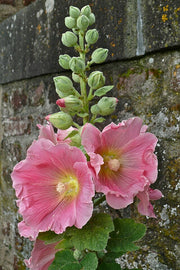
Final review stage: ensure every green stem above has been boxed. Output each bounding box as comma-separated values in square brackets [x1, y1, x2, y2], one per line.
[93, 195, 106, 207]
[73, 122, 81, 129]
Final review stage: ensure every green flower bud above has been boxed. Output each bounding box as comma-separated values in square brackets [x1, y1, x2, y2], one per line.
[61, 31, 78, 47]
[72, 72, 80, 83]
[91, 48, 108, 63]
[65, 16, 76, 29]
[70, 133, 81, 147]
[69, 57, 85, 73]
[85, 29, 99, 45]
[58, 54, 71, 69]
[97, 97, 118, 116]
[88, 71, 105, 90]
[77, 15, 89, 31]
[56, 95, 82, 114]
[89, 13, 95, 25]
[69, 6, 80, 18]
[53, 76, 75, 98]
[81, 5, 91, 17]
[45, 112, 73, 130]
[91, 104, 101, 115]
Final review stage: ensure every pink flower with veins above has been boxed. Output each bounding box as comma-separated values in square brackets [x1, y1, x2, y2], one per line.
[81, 117, 162, 217]
[25, 239, 59, 270]
[37, 123, 75, 145]
[11, 139, 94, 240]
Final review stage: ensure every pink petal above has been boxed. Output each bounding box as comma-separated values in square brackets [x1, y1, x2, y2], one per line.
[81, 123, 101, 152]
[37, 123, 57, 145]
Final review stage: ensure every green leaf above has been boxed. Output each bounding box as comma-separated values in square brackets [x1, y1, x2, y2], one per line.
[101, 251, 124, 263]
[93, 117, 105, 123]
[77, 112, 89, 117]
[97, 262, 121, 270]
[107, 218, 146, 253]
[48, 250, 81, 270]
[64, 213, 114, 251]
[55, 238, 73, 250]
[64, 130, 79, 140]
[80, 252, 98, 270]
[94, 85, 114, 97]
[38, 231, 64, 245]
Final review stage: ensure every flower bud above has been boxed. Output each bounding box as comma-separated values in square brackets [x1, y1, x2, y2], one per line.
[53, 76, 75, 98]
[56, 95, 82, 113]
[69, 6, 80, 18]
[58, 54, 71, 69]
[85, 29, 99, 45]
[88, 71, 105, 90]
[89, 13, 95, 25]
[69, 57, 85, 73]
[96, 97, 118, 116]
[45, 112, 73, 130]
[91, 48, 108, 63]
[65, 16, 76, 29]
[77, 15, 89, 31]
[81, 5, 91, 17]
[70, 133, 81, 147]
[72, 72, 80, 83]
[91, 104, 101, 115]
[61, 31, 78, 47]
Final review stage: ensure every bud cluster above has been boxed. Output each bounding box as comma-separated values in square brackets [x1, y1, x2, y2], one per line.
[46, 4, 117, 131]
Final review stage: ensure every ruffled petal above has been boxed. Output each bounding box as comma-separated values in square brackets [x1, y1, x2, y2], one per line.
[81, 123, 101, 152]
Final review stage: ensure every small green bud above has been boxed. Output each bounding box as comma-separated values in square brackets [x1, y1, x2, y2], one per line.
[56, 95, 82, 114]
[58, 54, 71, 69]
[91, 104, 101, 115]
[72, 72, 80, 83]
[65, 16, 76, 29]
[88, 71, 105, 90]
[81, 5, 91, 17]
[69, 57, 85, 73]
[69, 6, 80, 18]
[61, 31, 77, 47]
[73, 249, 83, 260]
[91, 48, 108, 63]
[45, 112, 73, 130]
[53, 76, 75, 98]
[85, 29, 99, 45]
[89, 13, 95, 25]
[97, 97, 118, 116]
[77, 15, 89, 31]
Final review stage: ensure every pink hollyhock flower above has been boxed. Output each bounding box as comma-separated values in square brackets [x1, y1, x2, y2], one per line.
[37, 123, 75, 145]
[81, 117, 162, 217]
[25, 239, 59, 270]
[11, 139, 94, 240]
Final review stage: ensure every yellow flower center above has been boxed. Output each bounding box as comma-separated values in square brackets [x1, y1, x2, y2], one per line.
[56, 174, 79, 200]
[99, 149, 122, 176]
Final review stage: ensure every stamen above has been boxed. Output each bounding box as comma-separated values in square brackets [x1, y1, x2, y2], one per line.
[108, 158, 121, 172]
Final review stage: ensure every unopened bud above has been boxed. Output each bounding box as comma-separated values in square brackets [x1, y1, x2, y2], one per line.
[89, 13, 95, 25]
[88, 71, 105, 90]
[85, 29, 99, 45]
[91, 104, 101, 115]
[59, 54, 71, 69]
[72, 72, 80, 83]
[65, 16, 76, 29]
[45, 112, 73, 130]
[56, 95, 82, 113]
[69, 57, 85, 73]
[61, 31, 77, 47]
[81, 5, 91, 17]
[97, 97, 118, 116]
[53, 76, 75, 98]
[69, 6, 80, 18]
[91, 48, 108, 63]
[77, 15, 89, 31]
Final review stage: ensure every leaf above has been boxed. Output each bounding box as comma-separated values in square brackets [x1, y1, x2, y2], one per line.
[55, 238, 73, 250]
[94, 85, 114, 97]
[64, 130, 79, 140]
[97, 262, 121, 270]
[80, 252, 98, 270]
[64, 213, 114, 251]
[48, 250, 81, 270]
[77, 112, 89, 117]
[38, 231, 64, 245]
[101, 252, 124, 263]
[93, 117, 105, 123]
[107, 218, 146, 253]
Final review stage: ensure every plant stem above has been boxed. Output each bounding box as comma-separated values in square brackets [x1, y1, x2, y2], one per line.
[93, 195, 106, 207]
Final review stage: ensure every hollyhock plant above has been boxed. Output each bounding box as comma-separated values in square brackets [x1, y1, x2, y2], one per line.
[11, 139, 94, 240]
[24, 239, 60, 270]
[81, 117, 162, 217]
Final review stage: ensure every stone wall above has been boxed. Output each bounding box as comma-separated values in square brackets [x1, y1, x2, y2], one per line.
[0, 0, 180, 269]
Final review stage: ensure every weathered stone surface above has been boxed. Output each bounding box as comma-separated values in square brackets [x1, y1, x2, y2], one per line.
[1, 0, 180, 84]
[0, 50, 180, 269]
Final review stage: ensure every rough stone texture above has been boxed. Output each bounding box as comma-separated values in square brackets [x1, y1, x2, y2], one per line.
[0, 0, 180, 269]
[1, 0, 180, 84]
